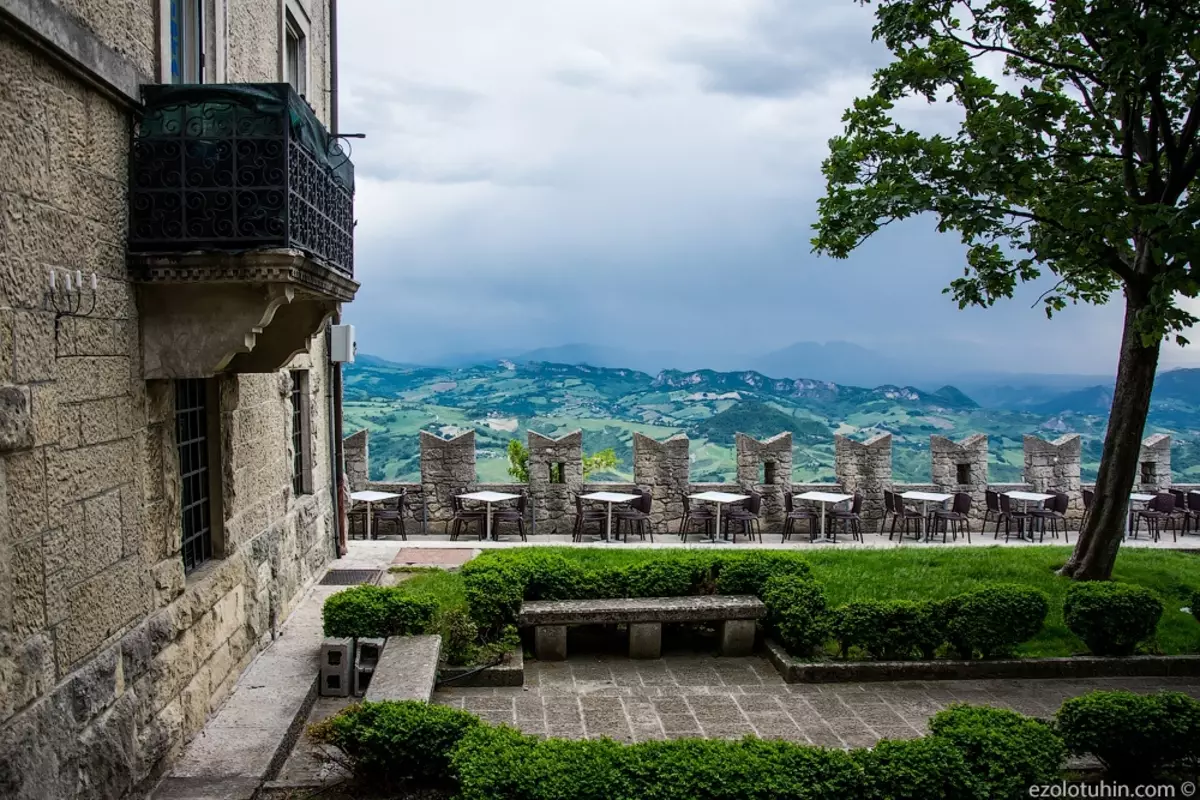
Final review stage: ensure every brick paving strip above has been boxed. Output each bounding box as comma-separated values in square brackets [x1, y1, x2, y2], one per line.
[434, 655, 1200, 746]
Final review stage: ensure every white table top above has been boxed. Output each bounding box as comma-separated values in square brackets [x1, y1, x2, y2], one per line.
[581, 491, 641, 503]
[1130, 493, 1156, 503]
[902, 491, 952, 503]
[690, 491, 751, 504]
[458, 491, 521, 503]
[796, 491, 853, 504]
[1006, 491, 1054, 503]
[350, 490, 401, 503]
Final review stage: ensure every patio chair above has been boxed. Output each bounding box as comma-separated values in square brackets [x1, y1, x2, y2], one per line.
[1028, 492, 1069, 543]
[680, 493, 715, 541]
[890, 495, 925, 540]
[491, 492, 528, 541]
[781, 490, 818, 542]
[1169, 489, 1195, 534]
[572, 494, 607, 542]
[616, 489, 654, 542]
[982, 490, 1001, 534]
[997, 494, 1029, 542]
[372, 490, 407, 540]
[1079, 488, 1094, 533]
[930, 492, 972, 543]
[724, 490, 763, 543]
[829, 492, 864, 543]
[348, 504, 369, 540]
[1132, 493, 1176, 542]
[449, 493, 485, 541]
[1188, 492, 1200, 535]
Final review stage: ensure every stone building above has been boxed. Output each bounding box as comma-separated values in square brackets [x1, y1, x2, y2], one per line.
[0, 0, 357, 797]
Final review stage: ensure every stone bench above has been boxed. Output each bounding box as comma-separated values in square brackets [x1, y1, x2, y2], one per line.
[364, 634, 443, 702]
[519, 595, 766, 660]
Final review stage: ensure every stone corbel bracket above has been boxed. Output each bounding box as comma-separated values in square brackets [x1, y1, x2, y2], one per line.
[130, 249, 359, 379]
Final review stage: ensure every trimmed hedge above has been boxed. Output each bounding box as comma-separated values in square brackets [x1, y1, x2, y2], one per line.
[928, 705, 1065, 800]
[944, 585, 1049, 659]
[834, 600, 937, 660]
[307, 700, 480, 787]
[1055, 690, 1200, 780]
[321, 585, 437, 639]
[1063, 582, 1164, 656]
[857, 736, 985, 800]
[714, 551, 811, 596]
[762, 574, 829, 657]
[1192, 589, 1200, 625]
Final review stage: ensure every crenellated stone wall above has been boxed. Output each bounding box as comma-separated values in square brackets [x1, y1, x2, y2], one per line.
[343, 429, 369, 492]
[633, 432, 691, 532]
[736, 433, 793, 528]
[931, 434, 989, 522]
[834, 433, 892, 532]
[1024, 434, 1082, 493]
[419, 430, 476, 522]
[527, 430, 582, 533]
[1138, 434, 1172, 492]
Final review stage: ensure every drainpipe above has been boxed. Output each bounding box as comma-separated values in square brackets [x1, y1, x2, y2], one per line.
[327, 315, 346, 557]
[329, 0, 339, 134]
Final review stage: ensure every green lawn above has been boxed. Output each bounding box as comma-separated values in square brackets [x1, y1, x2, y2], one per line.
[466, 546, 1200, 658]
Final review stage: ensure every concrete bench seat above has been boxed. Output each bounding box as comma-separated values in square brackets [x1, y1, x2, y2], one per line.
[518, 595, 765, 660]
[364, 634, 443, 703]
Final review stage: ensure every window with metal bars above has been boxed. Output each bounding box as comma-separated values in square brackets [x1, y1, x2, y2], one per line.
[291, 370, 312, 495]
[176, 378, 213, 573]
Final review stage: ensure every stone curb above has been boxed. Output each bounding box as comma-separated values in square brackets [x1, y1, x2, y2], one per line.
[438, 646, 525, 687]
[764, 639, 1200, 683]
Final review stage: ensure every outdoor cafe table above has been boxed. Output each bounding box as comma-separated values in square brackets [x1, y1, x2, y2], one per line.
[1004, 490, 1054, 542]
[349, 490, 402, 540]
[456, 490, 521, 541]
[795, 490, 854, 543]
[900, 491, 953, 542]
[580, 491, 641, 543]
[688, 491, 751, 543]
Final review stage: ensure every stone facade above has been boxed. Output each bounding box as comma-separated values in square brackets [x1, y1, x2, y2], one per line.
[1138, 434, 1172, 492]
[834, 433, 892, 532]
[0, 1, 344, 797]
[1023, 435, 1082, 493]
[930, 434, 989, 523]
[419, 430, 476, 524]
[632, 432, 690, 533]
[527, 430, 581, 533]
[736, 433, 792, 528]
[343, 429, 369, 492]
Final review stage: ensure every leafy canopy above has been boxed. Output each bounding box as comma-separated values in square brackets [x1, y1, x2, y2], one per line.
[812, 0, 1200, 345]
[506, 439, 619, 481]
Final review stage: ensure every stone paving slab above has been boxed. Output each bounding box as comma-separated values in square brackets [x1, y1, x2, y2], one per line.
[391, 547, 477, 566]
[433, 655, 1200, 746]
[364, 635, 443, 703]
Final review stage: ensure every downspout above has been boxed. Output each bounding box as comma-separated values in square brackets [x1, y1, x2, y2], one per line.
[329, 0, 338, 134]
[328, 0, 347, 557]
[326, 319, 343, 557]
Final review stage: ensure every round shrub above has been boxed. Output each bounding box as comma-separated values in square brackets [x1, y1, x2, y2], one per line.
[834, 600, 936, 660]
[1055, 690, 1200, 780]
[1063, 582, 1163, 656]
[308, 700, 480, 787]
[929, 704, 1065, 800]
[944, 585, 1049, 659]
[858, 736, 984, 800]
[620, 559, 699, 598]
[715, 552, 811, 597]
[452, 723, 538, 800]
[762, 574, 829, 656]
[321, 585, 437, 639]
[461, 562, 524, 634]
[519, 553, 592, 601]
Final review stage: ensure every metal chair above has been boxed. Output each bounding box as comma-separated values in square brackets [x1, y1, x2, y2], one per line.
[891, 495, 925, 540]
[348, 504, 369, 539]
[372, 490, 407, 540]
[724, 490, 763, 543]
[1029, 492, 1069, 542]
[491, 492, 528, 541]
[982, 490, 1001, 534]
[782, 490, 818, 542]
[572, 494, 607, 542]
[1169, 489, 1195, 534]
[1079, 488, 1094, 533]
[680, 493, 715, 541]
[829, 492, 864, 542]
[449, 493, 485, 541]
[616, 489, 653, 542]
[1133, 493, 1176, 542]
[931, 492, 972, 543]
[997, 494, 1029, 541]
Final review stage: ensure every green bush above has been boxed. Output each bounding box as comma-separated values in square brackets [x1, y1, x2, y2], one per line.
[944, 585, 1049, 659]
[762, 574, 829, 656]
[834, 600, 938, 660]
[1055, 690, 1200, 780]
[715, 552, 811, 596]
[460, 561, 524, 634]
[308, 700, 480, 787]
[619, 558, 701, 597]
[914, 600, 951, 659]
[857, 736, 984, 800]
[519, 553, 594, 601]
[1063, 582, 1164, 656]
[929, 705, 1065, 800]
[321, 585, 437, 639]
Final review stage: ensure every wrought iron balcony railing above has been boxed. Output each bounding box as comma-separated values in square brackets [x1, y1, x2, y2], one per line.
[129, 83, 354, 278]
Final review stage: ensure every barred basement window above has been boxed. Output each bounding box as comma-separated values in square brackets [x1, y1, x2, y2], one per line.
[176, 379, 213, 573]
[291, 370, 312, 495]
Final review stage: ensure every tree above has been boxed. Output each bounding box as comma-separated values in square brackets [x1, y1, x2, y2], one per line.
[506, 439, 529, 482]
[506, 440, 620, 481]
[582, 448, 619, 478]
[812, 0, 1200, 579]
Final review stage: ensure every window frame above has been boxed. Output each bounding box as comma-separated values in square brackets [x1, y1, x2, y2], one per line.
[290, 370, 313, 496]
[168, 0, 204, 83]
[281, 1, 311, 98]
[175, 378, 223, 573]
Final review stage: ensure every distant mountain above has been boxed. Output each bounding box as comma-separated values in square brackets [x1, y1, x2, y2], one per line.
[1032, 386, 1114, 415]
[514, 343, 685, 374]
[751, 341, 906, 386]
[694, 400, 830, 446]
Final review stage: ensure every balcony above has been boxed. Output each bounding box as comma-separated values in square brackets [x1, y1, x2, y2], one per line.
[127, 84, 359, 378]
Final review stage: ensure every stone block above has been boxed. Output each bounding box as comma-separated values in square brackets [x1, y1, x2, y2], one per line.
[67, 646, 121, 725]
[12, 539, 45, 639]
[719, 620, 757, 657]
[0, 632, 55, 723]
[56, 356, 130, 403]
[0, 383, 33, 452]
[6, 446, 47, 534]
[27, 382, 57, 446]
[120, 624, 153, 685]
[628, 622, 662, 659]
[0, 309, 12, 382]
[54, 557, 147, 673]
[48, 438, 133, 515]
[534, 625, 568, 661]
[320, 638, 352, 697]
[12, 309, 55, 383]
[364, 635, 442, 703]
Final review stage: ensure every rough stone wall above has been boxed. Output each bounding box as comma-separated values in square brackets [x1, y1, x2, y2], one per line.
[343, 428, 369, 492]
[52, 0, 156, 76]
[526, 430, 581, 533]
[1023, 434, 1082, 493]
[419, 430, 476, 523]
[834, 433, 892, 532]
[227, 0, 332, 124]
[0, 22, 339, 800]
[930, 434, 989, 522]
[633, 432, 690, 533]
[1138, 434, 1172, 492]
[735, 433, 792, 529]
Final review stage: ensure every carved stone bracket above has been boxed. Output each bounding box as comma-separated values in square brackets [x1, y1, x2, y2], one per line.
[130, 249, 359, 379]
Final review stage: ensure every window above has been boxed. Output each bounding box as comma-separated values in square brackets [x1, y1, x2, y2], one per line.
[176, 379, 213, 572]
[1140, 461, 1156, 486]
[291, 370, 312, 495]
[284, 10, 307, 96]
[762, 461, 777, 485]
[549, 462, 565, 484]
[956, 463, 972, 485]
[169, 0, 203, 83]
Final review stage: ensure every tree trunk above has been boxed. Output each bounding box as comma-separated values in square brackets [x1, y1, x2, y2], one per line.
[1060, 289, 1161, 580]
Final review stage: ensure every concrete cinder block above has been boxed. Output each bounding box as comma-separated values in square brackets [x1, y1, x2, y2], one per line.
[319, 638, 352, 697]
[718, 620, 757, 657]
[628, 622, 662, 659]
[534, 625, 568, 661]
[352, 637, 385, 696]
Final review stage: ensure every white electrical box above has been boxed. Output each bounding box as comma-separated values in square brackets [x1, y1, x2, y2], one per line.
[330, 324, 356, 363]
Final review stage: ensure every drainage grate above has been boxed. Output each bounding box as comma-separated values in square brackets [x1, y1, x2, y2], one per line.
[319, 569, 382, 586]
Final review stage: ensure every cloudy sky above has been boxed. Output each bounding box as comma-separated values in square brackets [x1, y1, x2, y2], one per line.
[337, 0, 1197, 376]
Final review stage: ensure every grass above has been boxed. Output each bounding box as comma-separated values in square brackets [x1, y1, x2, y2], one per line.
[469, 546, 1200, 658]
[393, 568, 467, 616]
